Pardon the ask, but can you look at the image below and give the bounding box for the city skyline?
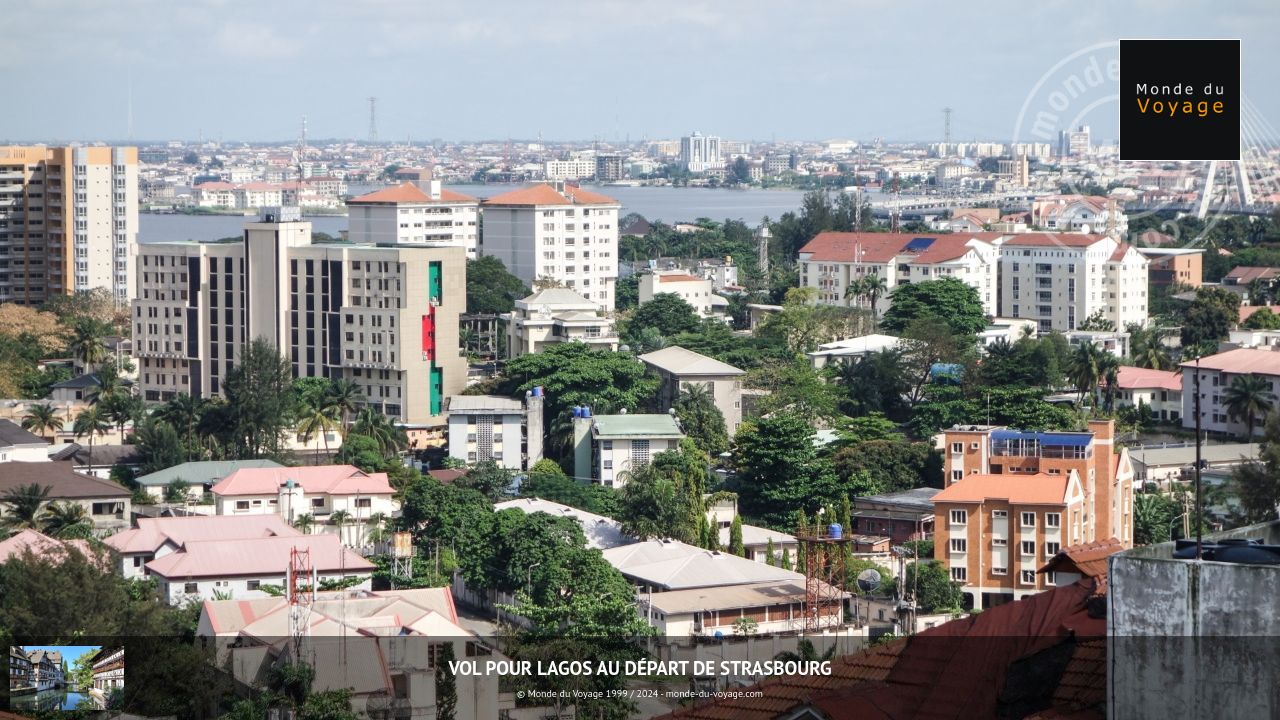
[3,0,1278,144]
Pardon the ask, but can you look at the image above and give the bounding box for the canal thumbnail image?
[8,645,123,715]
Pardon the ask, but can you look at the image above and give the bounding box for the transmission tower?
[794,522,850,633]
[890,172,902,233]
[942,107,953,145]
[368,96,378,143]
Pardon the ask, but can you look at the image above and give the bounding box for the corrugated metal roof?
[590,414,684,439]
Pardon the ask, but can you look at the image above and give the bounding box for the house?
[703,494,800,563]
[939,420,1134,552]
[494,497,632,550]
[133,459,284,501]
[1127,442,1258,490]
[144,532,373,604]
[850,487,939,543]
[346,181,480,257]
[445,392,544,470]
[1180,348,1280,438]
[639,345,745,434]
[48,373,133,403]
[503,287,619,359]
[47,443,142,479]
[641,578,843,638]
[88,647,124,694]
[638,271,728,320]
[1112,366,1182,421]
[0,420,50,463]
[0,462,131,534]
[197,587,511,720]
[105,515,303,580]
[571,411,685,487]
[806,334,903,369]
[210,464,396,544]
[1222,265,1280,287]
[933,470,1088,609]
[0,529,102,567]
[1064,329,1130,358]
[25,650,63,691]
[1029,194,1127,235]
[1138,247,1203,288]
[9,647,32,692]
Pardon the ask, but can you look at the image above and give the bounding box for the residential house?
[47,444,142,479]
[9,647,31,692]
[1180,348,1280,438]
[639,345,745,434]
[445,392,544,470]
[638,271,728,320]
[0,529,102,567]
[210,464,396,544]
[503,287,618,359]
[105,515,303,580]
[850,487,939,543]
[197,587,510,720]
[494,497,632,550]
[1138,247,1203,288]
[1029,194,1127,235]
[806,334,903,369]
[0,462,131,534]
[89,647,124,693]
[1128,443,1259,490]
[0,420,50,463]
[1113,366,1182,421]
[133,459,283,501]
[571,411,685,487]
[26,650,63,691]
[49,373,134,404]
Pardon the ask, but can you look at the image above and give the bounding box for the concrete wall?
[1109,522,1280,719]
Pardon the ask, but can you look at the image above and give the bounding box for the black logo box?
[1119,39,1240,161]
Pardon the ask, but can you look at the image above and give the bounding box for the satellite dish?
[857,568,882,593]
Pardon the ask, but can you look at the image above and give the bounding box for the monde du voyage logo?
[1120,39,1240,161]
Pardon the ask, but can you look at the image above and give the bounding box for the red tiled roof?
[798,232,998,265]
[1038,537,1124,596]
[1109,243,1136,262]
[481,183,618,206]
[1239,305,1273,323]
[1223,266,1280,284]
[212,464,393,497]
[348,182,476,204]
[658,273,704,283]
[932,472,1072,505]
[1179,347,1280,376]
[1115,366,1181,392]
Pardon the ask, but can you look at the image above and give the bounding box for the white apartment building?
[347,181,480,258]
[797,232,1000,317]
[480,182,621,310]
[996,233,1148,333]
[680,132,724,172]
[132,207,466,429]
[445,392,544,470]
[571,412,685,487]
[544,158,597,181]
[638,270,727,319]
[0,146,137,305]
[503,287,619,358]
[1181,348,1280,438]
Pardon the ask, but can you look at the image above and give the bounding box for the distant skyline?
[2,0,1278,144]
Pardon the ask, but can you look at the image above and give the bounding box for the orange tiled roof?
[348,182,476,204]
[799,232,999,265]
[1038,537,1124,596]
[932,472,1072,505]
[481,183,618,206]
[658,274,704,283]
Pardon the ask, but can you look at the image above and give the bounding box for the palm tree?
[365,512,389,547]
[1101,358,1121,412]
[293,513,315,535]
[861,273,888,323]
[21,404,63,441]
[1223,375,1275,438]
[86,362,122,405]
[329,510,351,545]
[1128,323,1174,371]
[774,638,837,663]
[68,319,109,373]
[155,393,203,460]
[0,483,51,534]
[352,407,407,455]
[72,405,110,471]
[843,276,866,309]
[98,391,141,441]
[324,379,364,436]
[39,501,92,539]
[1068,342,1107,406]
[296,402,340,461]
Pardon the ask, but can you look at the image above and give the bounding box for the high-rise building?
[679,132,724,172]
[1058,125,1091,157]
[132,207,465,431]
[346,181,479,258]
[480,183,620,310]
[0,146,137,305]
[595,154,624,182]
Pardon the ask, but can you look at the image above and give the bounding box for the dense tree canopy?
[466,256,529,314]
[880,278,988,336]
[731,412,842,528]
[625,293,701,342]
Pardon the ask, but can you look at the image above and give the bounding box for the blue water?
[139,184,816,244]
[11,688,95,711]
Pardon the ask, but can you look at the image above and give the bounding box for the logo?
[1120,39,1240,161]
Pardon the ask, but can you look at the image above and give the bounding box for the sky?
[1,0,1278,144]
[18,645,101,668]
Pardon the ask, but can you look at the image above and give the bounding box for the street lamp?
[525,562,542,592]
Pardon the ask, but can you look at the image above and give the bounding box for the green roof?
[134,459,283,487]
[591,414,684,439]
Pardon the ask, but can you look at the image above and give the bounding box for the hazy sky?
[2,0,1277,144]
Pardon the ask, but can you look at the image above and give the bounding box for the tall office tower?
[1058,126,1092,158]
[133,207,465,431]
[679,132,724,172]
[0,146,137,305]
[480,182,621,311]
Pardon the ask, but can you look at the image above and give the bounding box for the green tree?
[324,379,364,436]
[456,459,513,500]
[299,689,358,720]
[350,407,408,455]
[466,255,530,314]
[135,419,187,475]
[749,358,843,421]
[38,501,92,539]
[1243,307,1280,330]
[1229,412,1280,524]
[625,292,701,341]
[898,316,974,406]
[1179,286,1241,355]
[223,338,295,458]
[756,287,867,354]
[728,515,745,556]
[293,513,315,534]
[21,402,63,442]
[435,642,457,720]
[774,638,837,663]
[674,382,729,457]
[519,459,619,516]
[153,393,204,461]
[72,405,110,470]
[616,445,705,542]
[732,413,841,528]
[68,317,109,371]
[1077,310,1116,331]
[334,432,387,472]
[833,440,943,493]
[1133,491,1181,545]
[1223,374,1275,438]
[1127,323,1175,370]
[615,274,640,311]
[163,478,192,503]
[904,560,963,613]
[880,277,987,336]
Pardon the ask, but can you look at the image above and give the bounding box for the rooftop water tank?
[828,523,844,540]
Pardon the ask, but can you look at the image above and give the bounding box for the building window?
[602,440,613,450]
[235,500,250,511]
[950,442,963,453]
[1046,513,1061,528]
[949,509,967,525]
[950,469,963,482]
[247,580,260,591]
[1045,541,1061,557]
[1021,512,1036,527]
[184,583,198,594]
[950,566,967,582]
[1021,540,1036,556]
[311,498,324,508]
[949,538,967,553]
[992,537,1007,546]
[356,498,372,508]
[992,510,1007,519]
[992,566,1007,575]
[1020,570,1036,585]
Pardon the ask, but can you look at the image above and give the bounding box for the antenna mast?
[287,546,317,664]
[368,96,378,143]
[942,107,952,146]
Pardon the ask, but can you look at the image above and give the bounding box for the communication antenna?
[368,96,378,143]
[287,546,317,665]
[890,172,902,233]
[942,107,952,146]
